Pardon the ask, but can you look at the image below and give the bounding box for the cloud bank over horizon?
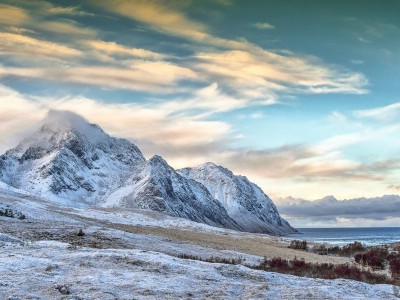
[275,195,400,228]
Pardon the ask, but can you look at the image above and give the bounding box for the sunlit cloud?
[39,20,97,37]
[194,50,368,99]
[0,32,82,59]
[83,40,165,60]
[0,61,198,93]
[92,0,369,97]
[94,0,208,41]
[0,4,30,25]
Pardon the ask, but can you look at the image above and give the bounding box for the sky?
[0,0,399,226]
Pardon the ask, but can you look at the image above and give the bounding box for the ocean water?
[287,227,400,246]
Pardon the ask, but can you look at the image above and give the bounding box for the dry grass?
[108,223,350,265]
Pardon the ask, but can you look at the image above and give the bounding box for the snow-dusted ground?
[1,189,400,299]
[1,241,399,300]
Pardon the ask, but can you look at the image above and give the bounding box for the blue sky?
[0,0,399,219]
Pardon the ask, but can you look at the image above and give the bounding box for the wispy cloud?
[354,102,400,120]
[39,20,96,37]
[253,22,275,30]
[6,0,93,18]
[0,62,198,93]
[83,40,165,60]
[194,50,368,99]
[0,32,82,59]
[92,0,368,97]
[94,0,208,41]
[46,5,95,17]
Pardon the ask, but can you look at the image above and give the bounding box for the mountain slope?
[100,155,240,230]
[179,162,296,234]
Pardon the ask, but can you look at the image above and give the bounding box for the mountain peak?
[40,110,106,140]
[191,162,235,178]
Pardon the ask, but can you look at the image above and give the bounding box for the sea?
[286,227,400,246]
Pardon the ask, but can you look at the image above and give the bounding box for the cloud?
[210,138,400,182]
[329,111,348,123]
[194,50,368,98]
[93,0,208,41]
[159,82,270,115]
[38,20,96,36]
[6,0,93,17]
[275,195,400,221]
[0,0,368,104]
[0,61,198,93]
[46,5,95,17]
[0,85,230,156]
[91,0,368,97]
[0,32,82,59]
[253,22,275,30]
[354,102,400,121]
[83,40,165,60]
[350,59,364,65]
[0,4,30,25]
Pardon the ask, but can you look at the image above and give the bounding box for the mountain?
[0,110,293,234]
[179,163,296,234]
[101,155,240,230]
[0,110,146,206]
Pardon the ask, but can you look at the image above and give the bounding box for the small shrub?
[288,240,308,251]
[177,254,242,265]
[55,284,70,295]
[314,244,328,255]
[0,207,26,220]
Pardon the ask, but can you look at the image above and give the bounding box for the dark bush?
[314,244,328,255]
[354,248,388,270]
[389,254,400,279]
[312,241,367,256]
[269,257,290,271]
[288,240,308,251]
[254,256,391,285]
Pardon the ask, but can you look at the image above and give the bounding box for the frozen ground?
[1,241,399,300]
[1,188,400,299]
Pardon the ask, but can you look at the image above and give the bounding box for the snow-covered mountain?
[101,155,240,230]
[0,110,293,234]
[0,110,146,206]
[179,163,296,234]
